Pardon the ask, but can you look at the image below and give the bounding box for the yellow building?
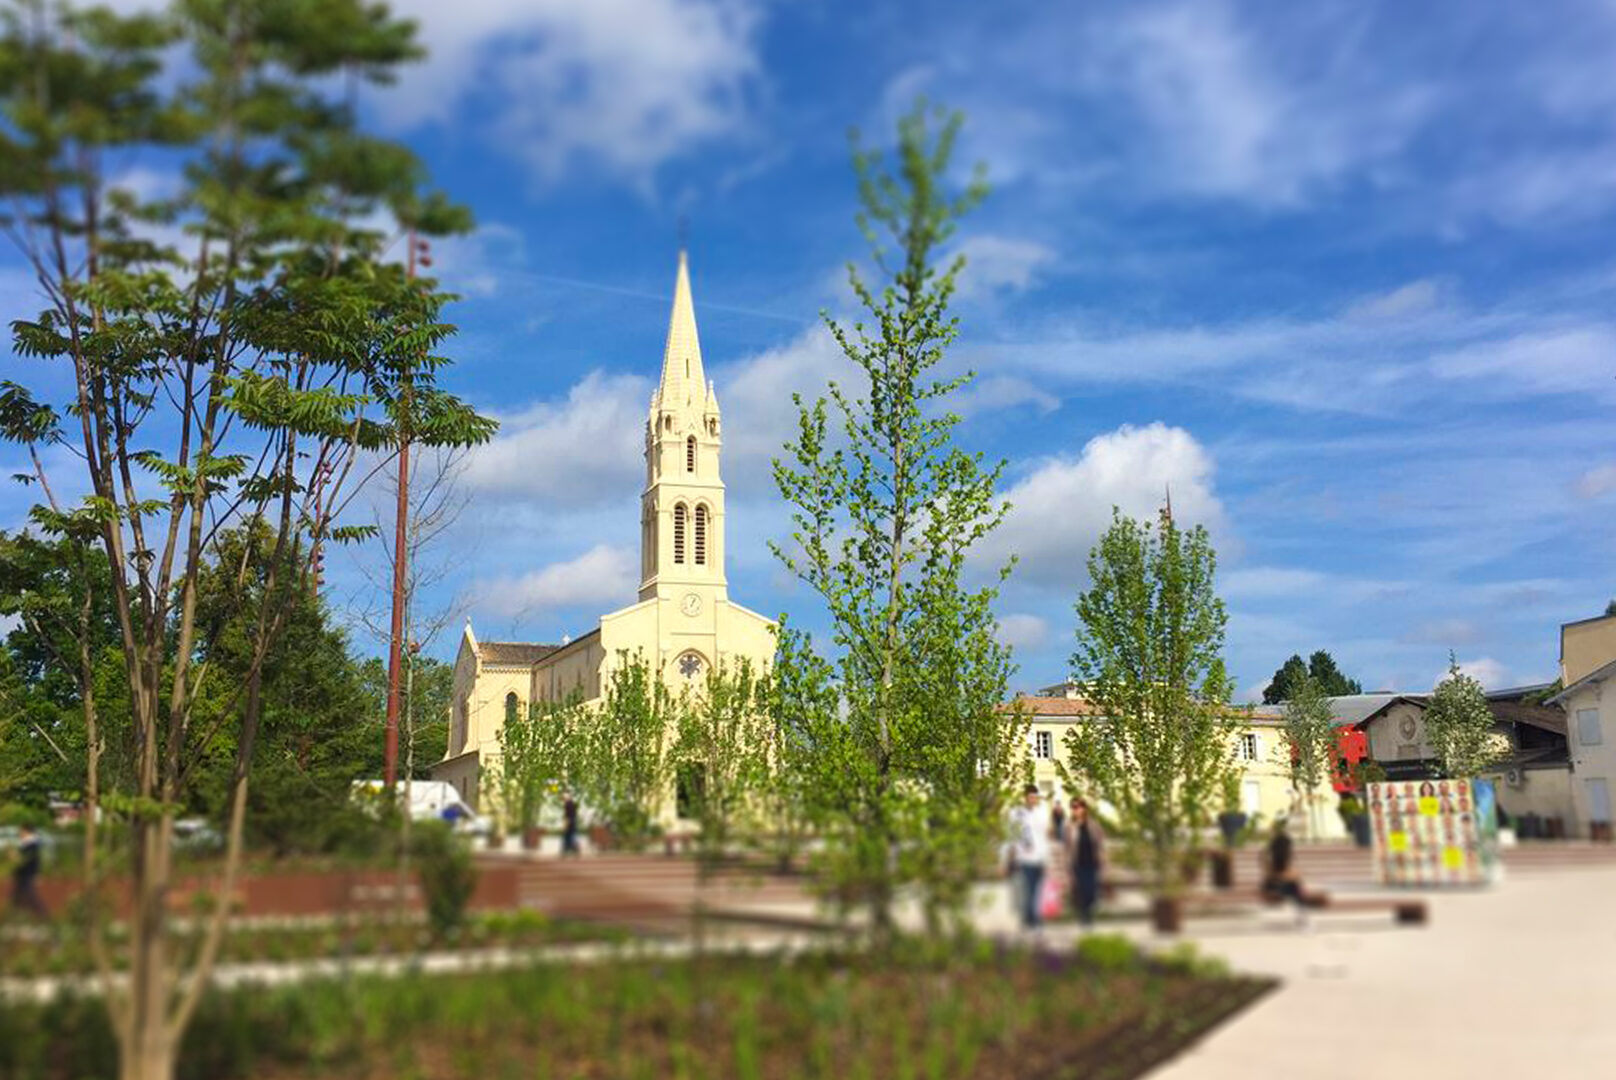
[433,252,776,810]
[1015,686,1341,839]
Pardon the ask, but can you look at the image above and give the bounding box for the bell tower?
[639,251,727,604]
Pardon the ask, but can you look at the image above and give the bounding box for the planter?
[522,827,544,851]
[1591,822,1613,844]
[1151,896,1183,935]
[1209,850,1234,890]
[1348,815,1371,848]
[587,825,613,852]
[1217,812,1248,848]
[487,833,506,851]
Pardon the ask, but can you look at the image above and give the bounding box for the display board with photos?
[1366,778,1500,886]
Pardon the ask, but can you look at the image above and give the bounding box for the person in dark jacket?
[1066,799,1106,927]
[561,794,581,857]
[9,825,49,920]
[1262,817,1308,926]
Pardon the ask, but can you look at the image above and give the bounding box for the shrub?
[412,822,475,941]
[1075,933,1140,971]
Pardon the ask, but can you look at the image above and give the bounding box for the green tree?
[675,659,773,863]
[1262,650,1361,703]
[1062,507,1239,897]
[1605,598,1616,618]
[574,653,676,850]
[770,102,1022,941]
[1262,655,1310,705]
[494,694,581,839]
[1279,673,1336,840]
[1425,656,1502,779]
[1307,650,1363,696]
[0,4,494,1078]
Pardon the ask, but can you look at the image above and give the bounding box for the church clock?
[681,592,702,617]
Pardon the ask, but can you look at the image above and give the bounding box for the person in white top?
[1005,783,1053,931]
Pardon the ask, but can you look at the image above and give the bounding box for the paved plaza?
[1151,849,1616,1080]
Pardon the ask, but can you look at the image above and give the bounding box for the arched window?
[673,503,687,564]
[694,505,708,566]
[505,692,520,724]
[686,435,697,473]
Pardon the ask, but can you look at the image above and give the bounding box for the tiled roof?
[478,641,561,666]
[1009,695,1100,717]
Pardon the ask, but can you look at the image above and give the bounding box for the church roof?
[479,641,560,667]
[653,250,712,414]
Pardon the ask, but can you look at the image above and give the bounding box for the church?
[433,253,776,810]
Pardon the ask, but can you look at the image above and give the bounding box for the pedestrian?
[1066,798,1105,928]
[1050,798,1067,844]
[1004,784,1052,933]
[561,793,581,857]
[1261,816,1307,927]
[9,824,50,921]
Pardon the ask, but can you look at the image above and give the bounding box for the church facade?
[433,253,776,810]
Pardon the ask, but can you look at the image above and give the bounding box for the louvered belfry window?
[686,435,697,472]
[674,504,687,564]
[694,505,708,565]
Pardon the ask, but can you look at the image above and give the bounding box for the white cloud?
[380,0,763,188]
[1446,657,1509,691]
[1085,0,1434,206]
[473,544,635,619]
[1346,279,1444,323]
[952,235,1056,300]
[462,370,649,506]
[996,613,1051,653]
[982,422,1225,587]
[1576,463,1616,500]
[1428,327,1616,400]
[949,375,1059,419]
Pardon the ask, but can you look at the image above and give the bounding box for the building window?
[694,505,708,566]
[1034,730,1053,760]
[504,692,520,724]
[686,435,697,473]
[1578,708,1603,747]
[1237,732,1260,762]
[673,504,687,564]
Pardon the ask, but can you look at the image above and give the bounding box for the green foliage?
[1425,655,1502,779]
[1280,673,1336,837]
[1062,508,1239,895]
[571,653,675,849]
[411,821,475,942]
[1262,649,1362,703]
[495,693,583,833]
[769,102,1022,940]
[674,659,773,866]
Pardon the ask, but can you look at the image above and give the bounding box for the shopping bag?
[1039,871,1065,920]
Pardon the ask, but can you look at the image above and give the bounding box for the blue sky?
[5,0,1616,698]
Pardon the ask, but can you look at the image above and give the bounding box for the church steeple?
[653,250,709,413]
[641,251,726,603]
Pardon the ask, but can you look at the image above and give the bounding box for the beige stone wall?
[1022,714,1338,838]
[533,635,605,705]
[1563,681,1613,835]
[1364,700,1432,764]
[1561,615,1616,686]
[1492,765,1576,832]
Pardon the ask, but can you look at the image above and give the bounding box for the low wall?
[33,861,521,920]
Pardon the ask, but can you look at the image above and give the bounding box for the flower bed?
[0,935,1273,1080]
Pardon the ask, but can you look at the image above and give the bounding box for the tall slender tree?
[0,4,493,1077]
[1063,507,1239,897]
[1279,672,1336,840]
[1426,655,1502,779]
[770,102,1022,941]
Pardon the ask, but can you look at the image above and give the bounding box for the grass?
[0,934,1273,1080]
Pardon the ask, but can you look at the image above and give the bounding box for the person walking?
[9,824,49,921]
[1066,798,1105,928]
[1050,798,1067,845]
[1005,784,1052,933]
[561,794,581,857]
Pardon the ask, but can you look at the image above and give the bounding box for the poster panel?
[1367,778,1499,886]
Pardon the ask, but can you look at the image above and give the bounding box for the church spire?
[656,250,706,412]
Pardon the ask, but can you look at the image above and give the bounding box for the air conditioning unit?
[1505,768,1524,788]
